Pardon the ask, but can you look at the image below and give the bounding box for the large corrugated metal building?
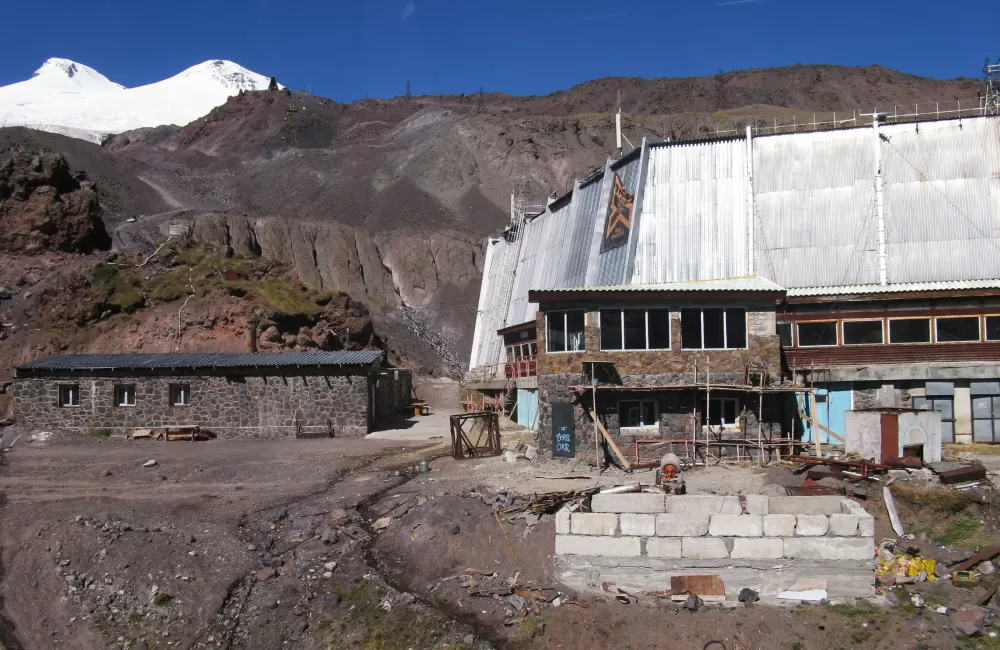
[469,113,1000,449]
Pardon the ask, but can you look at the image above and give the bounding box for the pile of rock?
[502,440,538,464]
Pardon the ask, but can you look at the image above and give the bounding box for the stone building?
[12,351,411,438]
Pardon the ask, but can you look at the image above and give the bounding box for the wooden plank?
[589,411,632,471]
[939,464,988,485]
[883,486,905,537]
[669,575,726,602]
[796,401,846,443]
[951,546,1000,573]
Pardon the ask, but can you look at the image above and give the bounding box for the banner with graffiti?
[600,173,634,253]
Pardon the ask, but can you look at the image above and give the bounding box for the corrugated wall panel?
[631,139,749,284]
[469,237,511,370]
[753,128,877,287]
[560,174,605,287]
[882,118,1000,282]
[505,214,546,328]
[593,154,643,285]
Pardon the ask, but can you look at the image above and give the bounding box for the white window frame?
[59,384,80,408]
[115,384,136,407]
[841,318,885,346]
[599,308,671,351]
[934,316,981,344]
[705,396,740,428]
[618,399,659,428]
[680,307,748,350]
[170,384,190,407]
[776,322,794,347]
[795,320,839,348]
[887,317,932,345]
[545,310,585,354]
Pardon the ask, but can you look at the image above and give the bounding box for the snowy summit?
[0,58,277,143]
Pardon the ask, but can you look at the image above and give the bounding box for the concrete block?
[665,495,724,514]
[682,537,730,559]
[746,494,769,516]
[555,508,571,535]
[720,496,743,514]
[795,515,830,536]
[829,513,860,537]
[619,514,656,537]
[655,513,710,537]
[591,493,665,514]
[763,514,796,537]
[708,514,763,537]
[731,537,784,559]
[645,537,682,558]
[857,514,875,538]
[556,535,641,557]
[782,537,873,561]
[570,513,617,536]
[768,496,844,515]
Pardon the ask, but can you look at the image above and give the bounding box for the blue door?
[802,383,852,443]
[517,388,539,430]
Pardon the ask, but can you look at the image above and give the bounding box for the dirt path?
[138,176,186,211]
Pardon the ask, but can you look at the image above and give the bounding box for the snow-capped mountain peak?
[0,58,279,143]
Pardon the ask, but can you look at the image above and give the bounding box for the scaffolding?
[985,58,1000,116]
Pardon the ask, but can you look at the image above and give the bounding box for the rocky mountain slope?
[0,62,986,375]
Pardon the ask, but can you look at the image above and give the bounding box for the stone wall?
[12,371,376,439]
[555,494,875,601]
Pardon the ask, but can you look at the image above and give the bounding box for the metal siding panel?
[469,238,498,369]
[882,118,1000,282]
[594,154,642,285]
[562,174,605,287]
[506,215,545,328]
[753,128,877,287]
[631,139,749,285]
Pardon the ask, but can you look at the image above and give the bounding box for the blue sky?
[2,0,996,103]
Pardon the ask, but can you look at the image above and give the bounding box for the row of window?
[58,384,190,408]
[620,398,738,428]
[780,315,1000,348]
[504,342,538,362]
[546,307,749,353]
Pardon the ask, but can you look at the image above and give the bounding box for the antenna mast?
[985,58,1000,116]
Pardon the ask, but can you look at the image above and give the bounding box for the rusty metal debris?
[501,487,601,516]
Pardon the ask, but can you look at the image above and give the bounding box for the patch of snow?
[0,58,281,142]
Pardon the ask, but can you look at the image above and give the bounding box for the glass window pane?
[600,309,622,350]
[912,397,930,410]
[620,400,638,427]
[648,309,671,350]
[972,396,993,419]
[703,308,725,348]
[941,421,954,443]
[725,308,747,349]
[889,319,931,344]
[722,399,738,424]
[708,399,720,426]
[506,347,515,363]
[843,320,883,345]
[641,401,656,426]
[547,312,566,352]
[566,311,585,351]
[936,317,980,342]
[623,309,646,350]
[797,321,837,346]
[680,308,702,349]
[987,316,1000,341]
[933,398,954,420]
[530,342,537,356]
[974,418,995,442]
[777,323,792,347]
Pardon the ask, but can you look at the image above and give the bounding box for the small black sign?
[599,173,634,253]
[551,402,576,458]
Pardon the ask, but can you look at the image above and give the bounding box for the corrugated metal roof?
[787,279,1000,297]
[631,138,750,285]
[16,351,384,372]
[468,236,503,370]
[534,276,785,294]
[591,153,643,286]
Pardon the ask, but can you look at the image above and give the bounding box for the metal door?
[972,396,1000,443]
[516,388,539,430]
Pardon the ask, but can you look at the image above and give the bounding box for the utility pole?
[477,86,485,113]
[862,111,888,286]
[405,80,412,99]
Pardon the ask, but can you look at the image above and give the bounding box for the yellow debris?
[875,554,937,581]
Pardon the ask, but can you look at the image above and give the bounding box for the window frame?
[545,310,585,354]
[776,322,793,347]
[58,384,80,408]
[169,384,191,407]
[705,396,740,428]
[114,384,136,407]
[795,320,839,348]
[598,308,671,352]
[887,316,932,345]
[934,315,982,344]
[985,314,1000,342]
[841,318,885,346]
[617,399,659,428]
[679,307,748,350]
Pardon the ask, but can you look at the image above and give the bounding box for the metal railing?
[504,356,537,379]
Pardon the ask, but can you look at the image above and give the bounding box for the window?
[59,384,80,407]
[914,396,955,443]
[706,397,739,427]
[777,323,792,347]
[546,310,585,353]
[987,316,1000,341]
[170,384,190,406]
[599,308,670,351]
[796,321,837,347]
[843,320,883,345]
[888,318,931,344]
[680,308,747,349]
[115,384,136,406]
[936,316,980,343]
[619,400,657,427]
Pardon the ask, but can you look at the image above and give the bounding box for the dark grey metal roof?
[16,351,384,372]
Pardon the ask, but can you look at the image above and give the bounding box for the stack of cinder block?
[555,494,874,561]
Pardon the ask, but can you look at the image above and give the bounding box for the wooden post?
[757,388,764,466]
[593,377,601,472]
[705,357,710,464]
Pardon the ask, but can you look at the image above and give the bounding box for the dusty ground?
[2,424,1000,650]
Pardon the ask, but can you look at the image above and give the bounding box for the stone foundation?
[555,494,875,602]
